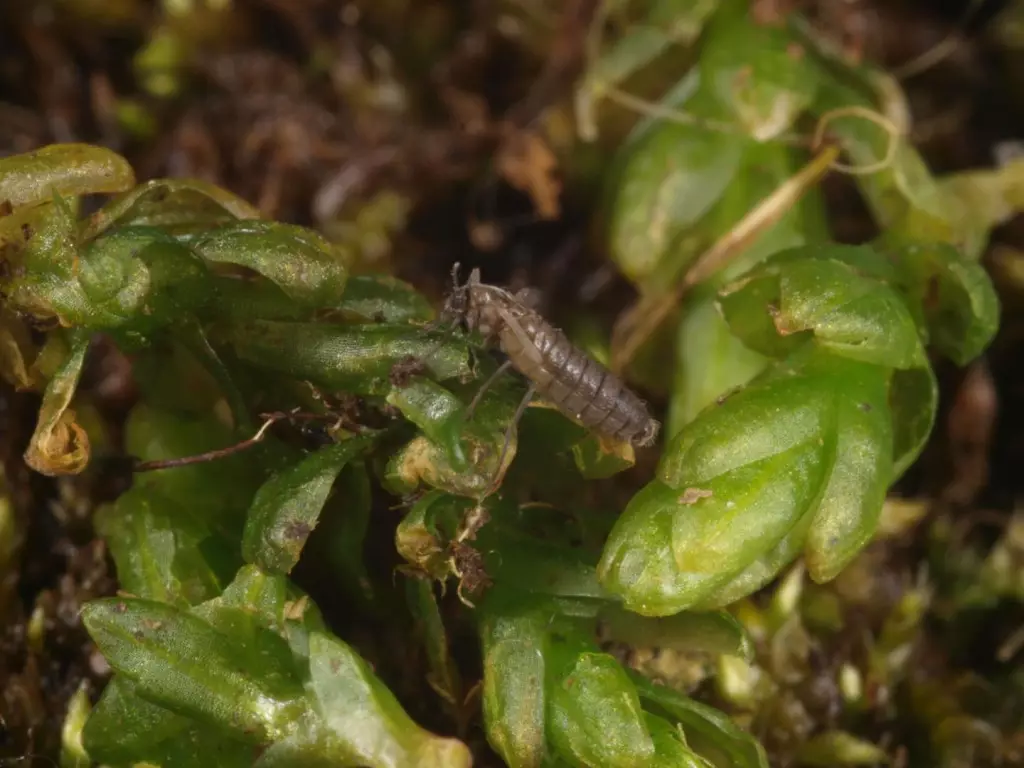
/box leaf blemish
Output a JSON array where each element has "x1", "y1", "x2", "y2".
[{"x1": 679, "y1": 487, "x2": 713, "y2": 505}]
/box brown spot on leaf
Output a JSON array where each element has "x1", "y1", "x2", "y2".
[
  {"x1": 679, "y1": 487, "x2": 713, "y2": 505},
  {"x1": 284, "y1": 520, "x2": 312, "y2": 542}
]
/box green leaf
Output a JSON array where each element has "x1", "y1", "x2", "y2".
[
  {"x1": 407, "y1": 579, "x2": 462, "y2": 714},
  {"x1": 387, "y1": 377, "x2": 469, "y2": 471},
  {"x1": 597, "y1": 480, "x2": 734, "y2": 616},
  {"x1": 700, "y1": 0, "x2": 820, "y2": 139},
  {"x1": 83, "y1": 675, "x2": 254, "y2": 768},
  {"x1": 243, "y1": 436, "x2": 374, "y2": 575},
  {"x1": 333, "y1": 273, "x2": 435, "y2": 323},
  {"x1": 571, "y1": 433, "x2": 636, "y2": 479},
  {"x1": 882, "y1": 240, "x2": 1000, "y2": 366},
  {"x1": 547, "y1": 644, "x2": 656, "y2": 768},
  {"x1": 60, "y1": 680, "x2": 91, "y2": 768},
  {"x1": 803, "y1": 360, "x2": 893, "y2": 582},
  {"x1": 310, "y1": 462, "x2": 376, "y2": 608},
  {"x1": 385, "y1": 363, "x2": 522, "y2": 497},
  {"x1": 644, "y1": 712, "x2": 715, "y2": 768},
  {"x1": 305, "y1": 630, "x2": 473, "y2": 768},
  {"x1": 480, "y1": 606, "x2": 549, "y2": 768},
  {"x1": 217, "y1": 320, "x2": 470, "y2": 396},
  {"x1": 125, "y1": 402, "x2": 268, "y2": 531},
  {"x1": 81, "y1": 177, "x2": 261, "y2": 239},
  {"x1": 601, "y1": 348, "x2": 897, "y2": 612},
  {"x1": 631, "y1": 672, "x2": 769, "y2": 768},
  {"x1": 600, "y1": 605, "x2": 753, "y2": 660},
  {"x1": 719, "y1": 251, "x2": 927, "y2": 369},
  {"x1": 77, "y1": 226, "x2": 212, "y2": 332},
  {"x1": 95, "y1": 486, "x2": 236, "y2": 606},
  {"x1": 0, "y1": 143, "x2": 134, "y2": 208},
  {"x1": 606, "y1": 119, "x2": 744, "y2": 284},
  {"x1": 82, "y1": 597, "x2": 306, "y2": 743},
  {"x1": 187, "y1": 221, "x2": 348, "y2": 308}
]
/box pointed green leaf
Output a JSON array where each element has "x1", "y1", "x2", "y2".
[
  {"x1": 82, "y1": 597, "x2": 306, "y2": 743},
  {"x1": 548, "y1": 647, "x2": 655, "y2": 768},
  {"x1": 306, "y1": 631, "x2": 472, "y2": 768},
  {"x1": 95, "y1": 486, "x2": 236, "y2": 606},
  {"x1": 243, "y1": 436, "x2": 374, "y2": 575},
  {"x1": 218, "y1": 321, "x2": 470, "y2": 396},
  {"x1": 188, "y1": 221, "x2": 347, "y2": 308},
  {"x1": 631, "y1": 673, "x2": 769, "y2": 768}
]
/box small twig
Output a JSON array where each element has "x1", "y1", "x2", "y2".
[
  {"x1": 609, "y1": 144, "x2": 840, "y2": 373},
  {"x1": 131, "y1": 410, "x2": 347, "y2": 472},
  {"x1": 132, "y1": 413, "x2": 284, "y2": 472}
]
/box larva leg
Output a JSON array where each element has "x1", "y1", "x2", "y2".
[
  {"x1": 466, "y1": 358, "x2": 514, "y2": 420},
  {"x1": 497, "y1": 308, "x2": 544, "y2": 366},
  {"x1": 483, "y1": 382, "x2": 536, "y2": 499}
]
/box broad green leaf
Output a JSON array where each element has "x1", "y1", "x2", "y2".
[
  {"x1": 95, "y1": 486, "x2": 236, "y2": 606},
  {"x1": 2, "y1": 197, "x2": 90, "y2": 326},
  {"x1": 480, "y1": 606, "x2": 549, "y2": 768},
  {"x1": 700, "y1": 0, "x2": 820, "y2": 139},
  {"x1": 632, "y1": 672, "x2": 769, "y2": 768},
  {"x1": 606, "y1": 119, "x2": 744, "y2": 284},
  {"x1": 83, "y1": 675, "x2": 253, "y2": 768},
  {"x1": 217, "y1": 321, "x2": 470, "y2": 396},
  {"x1": 547, "y1": 646, "x2": 655, "y2": 768},
  {"x1": 0, "y1": 143, "x2": 134, "y2": 208},
  {"x1": 243, "y1": 436, "x2": 374, "y2": 575},
  {"x1": 187, "y1": 221, "x2": 348, "y2": 308},
  {"x1": 602, "y1": 348, "x2": 896, "y2": 612},
  {"x1": 597, "y1": 480, "x2": 736, "y2": 615},
  {"x1": 82, "y1": 597, "x2": 306, "y2": 743},
  {"x1": 305, "y1": 631, "x2": 472, "y2": 768}
]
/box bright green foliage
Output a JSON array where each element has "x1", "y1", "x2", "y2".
[
  {"x1": 599, "y1": 238, "x2": 997, "y2": 615},
  {"x1": 82, "y1": 565, "x2": 471, "y2": 768},
  {"x1": 0, "y1": 0, "x2": 1010, "y2": 758}
]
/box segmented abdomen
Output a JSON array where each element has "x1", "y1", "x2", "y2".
[{"x1": 498, "y1": 312, "x2": 654, "y2": 445}]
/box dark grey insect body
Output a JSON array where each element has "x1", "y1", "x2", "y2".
[{"x1": 455, "y1": 267, "x2": 660, "y2": 448}]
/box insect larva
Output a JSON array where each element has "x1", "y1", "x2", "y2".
[{"x1": 445, "y1": 264, "x2": 660, "y2": 451}]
